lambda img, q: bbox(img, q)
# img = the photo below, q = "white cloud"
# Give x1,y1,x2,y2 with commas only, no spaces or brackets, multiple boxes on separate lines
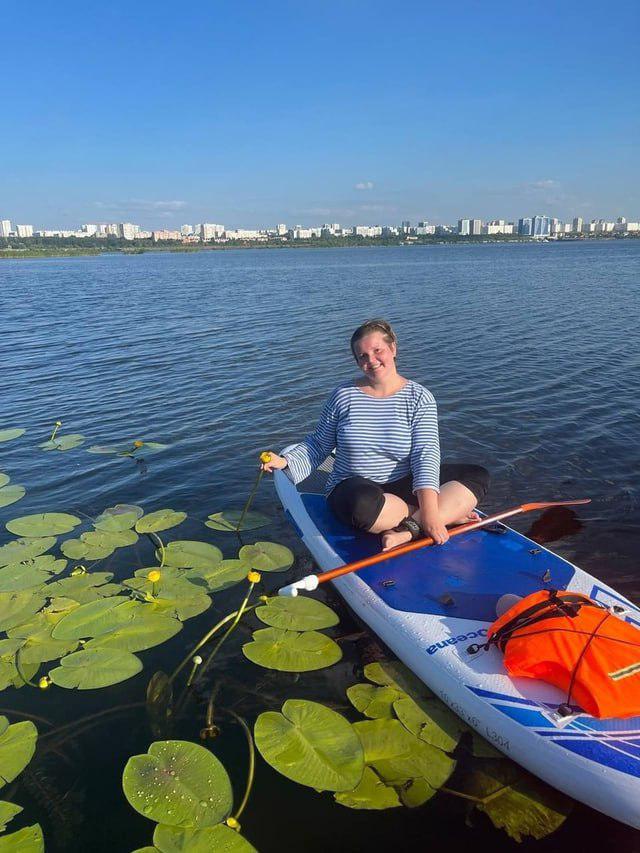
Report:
94,199,187,213
527,179,558,191
354,181,374,191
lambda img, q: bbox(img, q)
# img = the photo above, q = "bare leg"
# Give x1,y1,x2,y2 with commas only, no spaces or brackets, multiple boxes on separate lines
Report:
370,480,479,551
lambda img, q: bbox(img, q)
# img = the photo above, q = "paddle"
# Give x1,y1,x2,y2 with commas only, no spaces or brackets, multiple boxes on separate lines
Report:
278,498,591,597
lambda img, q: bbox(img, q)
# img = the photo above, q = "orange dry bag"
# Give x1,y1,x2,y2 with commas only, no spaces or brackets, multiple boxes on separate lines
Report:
485,589,640,719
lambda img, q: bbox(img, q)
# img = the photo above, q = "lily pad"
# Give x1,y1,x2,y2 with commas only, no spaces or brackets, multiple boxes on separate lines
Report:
237,542,293,573
346,684,404,719
0,486,25,510
51,597,138,640
46,572,122,604
0,719,7,737
243,627,342,672
0,591,47,632
0,429,25,443
85,613,182,653
352,719,415,763
0,824,44,853
0,475,9,488
0,538,56,568
39,433,85,452
0,721,38,787
255,699,364,792
123,573,211,621
93,504,143,532
399,777,438,808
136,510,187,535
122,740,233,828
394,694,466,753
255,596,339,631
49,647,143,689
6,513,81,538
61,528,138,561
184,559,250,593
0,642,40,691
153,823,257,853
0,555,67,592
7,606,80,665
159,541,223,570
0,801,22,833
364,660,433,698
334,766,401,810
205,510,271,532
87,441,168,456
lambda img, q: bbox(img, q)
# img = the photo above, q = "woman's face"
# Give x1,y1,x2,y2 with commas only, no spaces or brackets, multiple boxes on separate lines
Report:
353,332,397,381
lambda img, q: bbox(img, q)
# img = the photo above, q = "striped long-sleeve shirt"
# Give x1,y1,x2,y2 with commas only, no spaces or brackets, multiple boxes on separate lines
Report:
283,379,440,495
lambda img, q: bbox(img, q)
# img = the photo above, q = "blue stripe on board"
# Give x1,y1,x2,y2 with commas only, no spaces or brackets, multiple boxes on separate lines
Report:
301,492,575,621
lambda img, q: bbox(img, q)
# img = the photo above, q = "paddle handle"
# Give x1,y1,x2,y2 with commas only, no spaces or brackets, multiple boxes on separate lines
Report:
316,498,591,585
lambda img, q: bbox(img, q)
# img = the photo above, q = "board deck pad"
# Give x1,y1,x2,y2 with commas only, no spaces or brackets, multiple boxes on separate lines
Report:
301,493,575,622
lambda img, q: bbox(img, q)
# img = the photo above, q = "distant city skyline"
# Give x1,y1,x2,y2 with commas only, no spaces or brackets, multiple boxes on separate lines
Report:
1,3,638,228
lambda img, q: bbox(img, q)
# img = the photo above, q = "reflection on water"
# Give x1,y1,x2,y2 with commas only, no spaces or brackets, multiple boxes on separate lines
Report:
0,241,639,851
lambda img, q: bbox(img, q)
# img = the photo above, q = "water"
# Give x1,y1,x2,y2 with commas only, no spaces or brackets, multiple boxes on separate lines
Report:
1,241,639,851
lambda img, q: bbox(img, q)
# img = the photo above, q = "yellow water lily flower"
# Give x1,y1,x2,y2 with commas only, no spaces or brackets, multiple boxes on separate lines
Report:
39,676,51,690
247,570,261,584
147,570,161,583
133,440,144,448
225,817,240,831
71,565,87,576
259,451,272,464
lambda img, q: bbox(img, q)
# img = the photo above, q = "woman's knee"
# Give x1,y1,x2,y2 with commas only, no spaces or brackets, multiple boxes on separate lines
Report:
329,477,385,531
465,465,490,501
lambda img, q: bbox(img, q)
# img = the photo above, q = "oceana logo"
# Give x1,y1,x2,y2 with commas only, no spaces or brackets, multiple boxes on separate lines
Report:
427,627,487,656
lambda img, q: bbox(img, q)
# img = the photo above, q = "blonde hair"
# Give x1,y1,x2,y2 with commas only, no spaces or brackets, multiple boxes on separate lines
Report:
350,319,398,360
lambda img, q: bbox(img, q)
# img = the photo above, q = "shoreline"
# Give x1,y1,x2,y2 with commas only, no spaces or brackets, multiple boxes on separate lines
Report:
1,233,636,260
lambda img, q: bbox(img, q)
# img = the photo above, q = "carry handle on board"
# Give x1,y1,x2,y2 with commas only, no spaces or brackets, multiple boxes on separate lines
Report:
278,499,591,596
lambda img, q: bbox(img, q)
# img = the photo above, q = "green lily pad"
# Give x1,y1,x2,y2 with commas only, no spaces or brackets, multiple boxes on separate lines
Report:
49,647,143,689
123,573,211,621
0,591,47,632
255,596,339,631
237,542,293,573
0,475,9,488
334,766,401,810
0,429,25,443
93,504,143,532
0,801,22,833
46,572,122,604
153,823,257,853
39,433,85,452
7,605,80,665
184,559,249,593
243,627,342,672
370,738,456,790
352,719,415,763
255,699,364,791
122,740,233,828
0,721,38,787
0,643,39,691
6,513,81,538
0,719,7,737
0,538,56,568
0,824,44,853
51,597,138,640
87,441,168,456
159,541,223,570
0,555,67,592
0,486,25,510
205,510,271,532
85,613,182,653
61,527,139,561
136,510,187,535
346,684,404,719
399,777,438,808
364,660,433,698
394,694,466,753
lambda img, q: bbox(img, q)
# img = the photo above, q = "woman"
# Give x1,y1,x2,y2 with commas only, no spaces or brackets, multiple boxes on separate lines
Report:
263,319,489,551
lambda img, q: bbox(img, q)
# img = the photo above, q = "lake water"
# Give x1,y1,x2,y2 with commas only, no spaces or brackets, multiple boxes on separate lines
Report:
1,241,639,851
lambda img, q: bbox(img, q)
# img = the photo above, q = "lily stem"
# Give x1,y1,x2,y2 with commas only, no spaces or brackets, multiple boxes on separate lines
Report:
225,708,255,820
236,466,264,532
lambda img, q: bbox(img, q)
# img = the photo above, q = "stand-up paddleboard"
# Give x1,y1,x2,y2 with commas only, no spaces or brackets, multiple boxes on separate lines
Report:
274,452,640,829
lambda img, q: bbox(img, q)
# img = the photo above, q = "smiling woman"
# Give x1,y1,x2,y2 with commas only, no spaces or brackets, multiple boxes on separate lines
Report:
262,318,490,551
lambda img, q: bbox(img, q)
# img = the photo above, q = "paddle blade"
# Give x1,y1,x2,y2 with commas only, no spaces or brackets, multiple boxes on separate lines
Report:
521,499,591,512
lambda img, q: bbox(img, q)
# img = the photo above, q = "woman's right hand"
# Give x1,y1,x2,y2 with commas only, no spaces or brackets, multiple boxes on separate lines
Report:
260,452,288,473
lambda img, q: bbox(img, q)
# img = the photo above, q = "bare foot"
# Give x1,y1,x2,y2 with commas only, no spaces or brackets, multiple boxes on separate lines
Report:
381,528,412,551
450,511,481,526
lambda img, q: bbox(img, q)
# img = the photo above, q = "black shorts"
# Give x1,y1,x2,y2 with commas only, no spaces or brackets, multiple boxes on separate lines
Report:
327,464,490,531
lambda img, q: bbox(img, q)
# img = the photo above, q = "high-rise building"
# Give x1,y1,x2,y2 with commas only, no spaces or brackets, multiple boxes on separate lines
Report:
120,223,139,240
518,218,533,236
458,219,470,235
180,224,194,236
550,218,561,235
200,223,225,241
16,224,34,238
0,220,12,237
531,215,551,237
276,223,288,236
470,219,483,235
82,224,98,236
572,217,583,234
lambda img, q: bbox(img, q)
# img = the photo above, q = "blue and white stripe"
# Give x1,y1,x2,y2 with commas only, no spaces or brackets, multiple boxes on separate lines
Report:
283,379,440,495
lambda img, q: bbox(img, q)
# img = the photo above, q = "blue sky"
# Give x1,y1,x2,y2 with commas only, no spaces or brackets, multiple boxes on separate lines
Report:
1,1,638,229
